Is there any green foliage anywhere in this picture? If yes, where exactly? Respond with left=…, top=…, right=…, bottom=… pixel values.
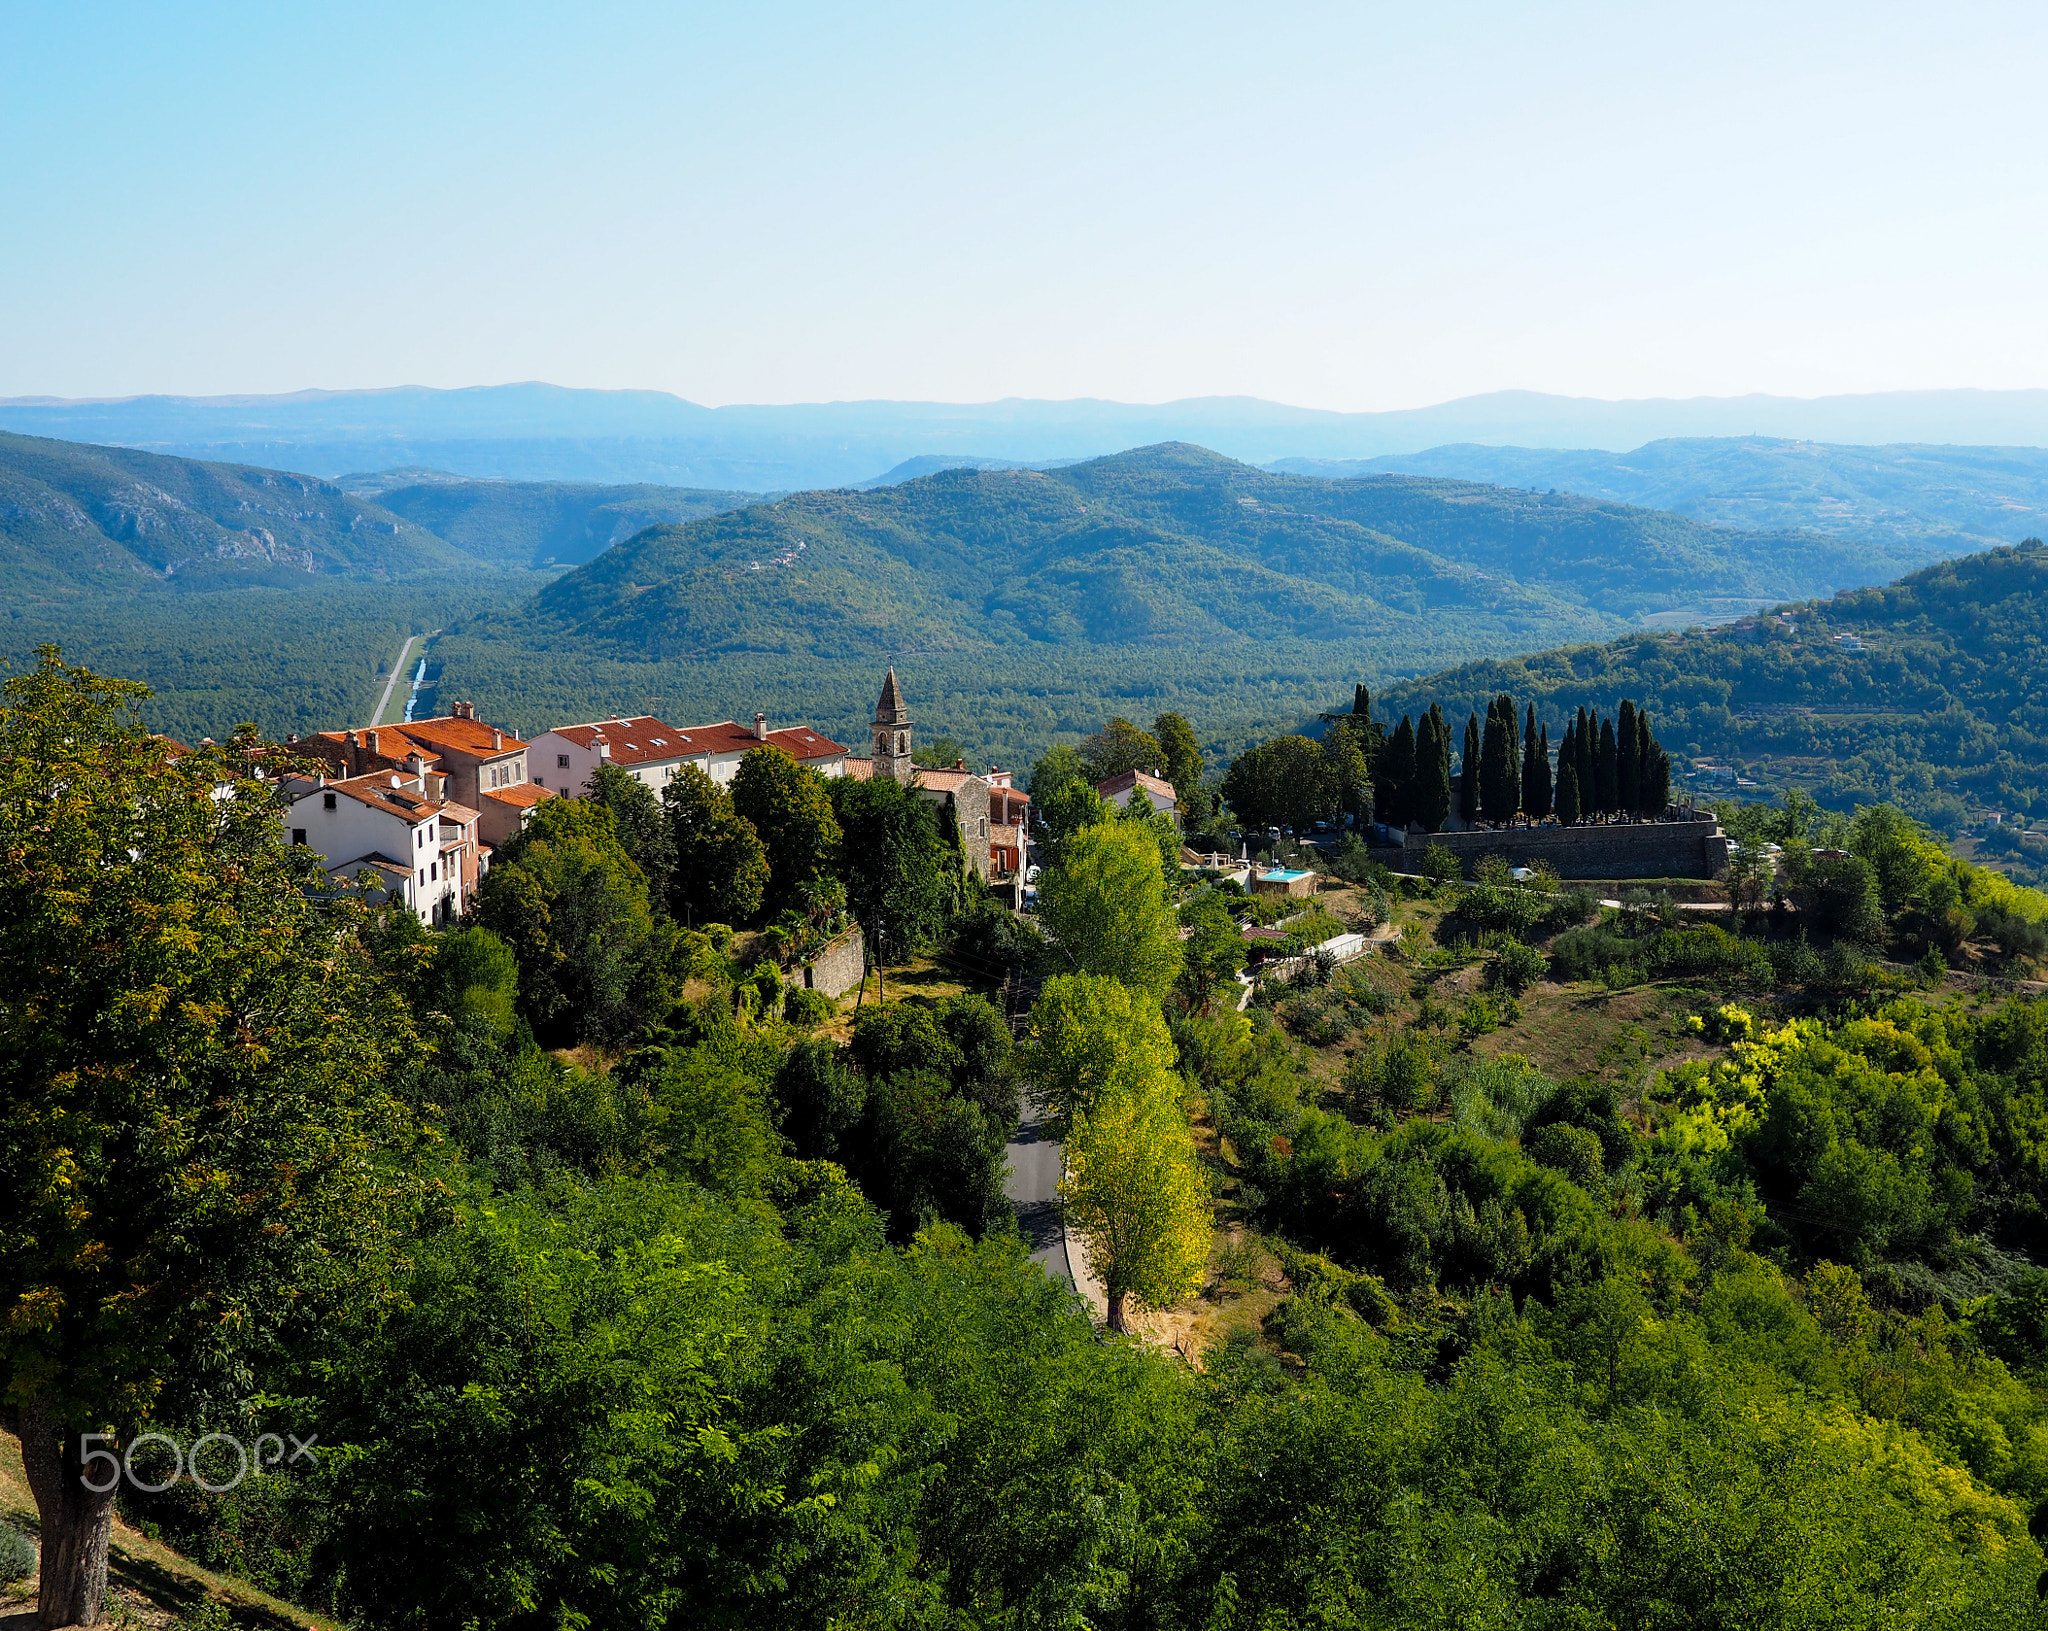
left=471, top=793, right=678, bottom=1046
left=1419, top=842, right=1462, bottom=886
left=730, top=745, right=842, bottom=917
left=829, top=773, right=947, bottom=969
left=589, top=759, right=675, bottom=909
left=1078, top=715, right=1163, bottom=783
left=783, top=985, right=835, bottom=1028
left=0, top=650, right=421, bottom=1441
left=1177, top=887, right=1249, bottom=1010
left=1037, top=822, right=1185, bottom=999
left=0, top=1524, right=35, bottom=1585
left=661, top=763, right=769, bottom=926
left=370, top=475, right=758, bottom=569
left=1219, top=732, right=1332, bottom=831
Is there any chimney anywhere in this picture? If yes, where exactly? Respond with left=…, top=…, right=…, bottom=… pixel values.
left=286, top=732, right=299, bottom=745
left=492, top=729, right=504, bottom=751
left=595, top=732, right=610, bottom=762
left=408, top=753, right=427, bottom=784
left=754, top=712, right=769, bottom=741
left=364, top=729, right=379, bottom=756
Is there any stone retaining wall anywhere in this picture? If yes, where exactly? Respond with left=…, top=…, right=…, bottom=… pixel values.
left=802, top=927, right=866, bottom=998
left=1372, top=818, right=1730, bottom=880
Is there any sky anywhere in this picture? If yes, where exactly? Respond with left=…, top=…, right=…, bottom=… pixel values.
left=4, top=0, right=2045, bottom=410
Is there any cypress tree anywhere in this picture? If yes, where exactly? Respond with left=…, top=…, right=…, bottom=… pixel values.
left=1478, top=700, right=1507, bottom=825
left=1458, top=712, right=1481, bottom=826
left=1353, top=683, right=1371, bottom=720
left=1617, top=699, right=1640, bottom=818
left=1500, top=694, right=1521, bottom=820
left=1596, top=715, right=1619, bottom=817
left=1555, top=744, right=1581, bottom=826
left=1644, top=745, right=1671, bottom=814
left=1380, top=714, right=1416, bottom=829
left=1415, top=706, right=1454, bottom=833
left=1575, top=705, right=1595, bottom=809
left=1528, top=723, right=1553, bottom=820
left=1521, top=705, right=1543, bottom=823
left=1636, top=709, right=1656, bottom=815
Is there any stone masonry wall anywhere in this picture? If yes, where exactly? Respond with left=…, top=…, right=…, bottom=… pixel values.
left=803, top=927, right=867, bottom=998
left=1375, top=818, right=1731, bottom=880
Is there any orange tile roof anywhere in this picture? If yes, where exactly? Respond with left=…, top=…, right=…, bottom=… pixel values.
left=912, top=766, right=981, bottom=794
left=843, top=757, right=876, bottom=781
left=548, top=717, right=845, bottom=766
left=396, top=716, right=526, bottom=758
left=483, top=782, right=555, bottom=810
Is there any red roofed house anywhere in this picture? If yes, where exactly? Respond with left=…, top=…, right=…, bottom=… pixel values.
left=1096, top=768, right=1179, bottom=826
left=299, top=701, right=549, bottom=852
left=283, top=764, right=482, bottom=927
left=530, top=712, right=851, bottom=798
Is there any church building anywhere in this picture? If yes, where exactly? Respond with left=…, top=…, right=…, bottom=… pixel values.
left=844, top=668, right=1022, bottom=883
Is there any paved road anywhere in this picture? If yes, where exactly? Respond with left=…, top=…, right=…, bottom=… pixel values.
left=369, top=634, right=415, bottom=726
left=1003, top=1091, right=1072, bottom=1284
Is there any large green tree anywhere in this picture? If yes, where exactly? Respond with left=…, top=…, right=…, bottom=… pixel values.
left=1377, top=715, right=1416, bottom=830
left=829, top=774, right=948, bottom=1001
left=661, top=764, right=769, bottom=926
left=472, top=795, right=678, bottom=1046
left=589, top=760, right=676, bottom=910
left=1079, top=717, right=1163, bottom=784
left=1037, top=823, right=1185, bottom=1000
left=1459, top=712, right=1482, bottom=826
left=731, top=745, right=843, bottom=916
left=0, top=652, right=417, bottom=1628
left=1220, top=734, right=1333, bottom=833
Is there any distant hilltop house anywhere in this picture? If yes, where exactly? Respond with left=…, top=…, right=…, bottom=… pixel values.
left=282, top=763, right=482, bottom=928
left=842, top=668, right=1029, bottom=884
left=529, top=712, right=850, bottom=797
left=293, top=701, right=551, bottom=851
left=1096, top=767, right=1179, bottom=826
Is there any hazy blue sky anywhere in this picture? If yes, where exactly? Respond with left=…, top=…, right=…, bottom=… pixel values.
left=4, top=1, right=2044, bottom=408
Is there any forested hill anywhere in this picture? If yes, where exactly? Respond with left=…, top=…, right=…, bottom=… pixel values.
left=0, top=431, right=469, bottom=597
left=350, top=475, right=767, bottom=570
left=1275, top=437, right=2048, bottom=554
left=514, top=442, right=1910, bottom=657
left=1373, top=539, right=2048, bottom=827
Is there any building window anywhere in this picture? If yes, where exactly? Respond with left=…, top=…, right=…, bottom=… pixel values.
left=535, top=776, right=544, bottom=787
left=979, top=817, right=988, bottom=837
left=323, top=792, right=336, bottom=810
left=558, top=754, right=571, bottom=769
left=431, top=862, right=438, bottom=882
left=292, top=828, right=307, bottom=845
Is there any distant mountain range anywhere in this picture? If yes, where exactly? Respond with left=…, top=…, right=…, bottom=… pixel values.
left=1274, top=439, right=2048, bottom=551
left=0, top=431, right=466, bottom=597
left=508, top=441, right=1939, bottom=661
left=9, top=381, right=2048, bottom=491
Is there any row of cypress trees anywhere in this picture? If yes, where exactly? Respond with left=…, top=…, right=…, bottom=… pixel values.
left=1371, top=694, right=1672, bottom=832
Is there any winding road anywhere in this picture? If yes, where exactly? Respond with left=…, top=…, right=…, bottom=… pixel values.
left=1003, top=1091, right=1071, bottom=1283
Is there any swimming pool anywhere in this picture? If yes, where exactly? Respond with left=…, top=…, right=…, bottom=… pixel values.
left=1259, top=869, right=1313, bottom=882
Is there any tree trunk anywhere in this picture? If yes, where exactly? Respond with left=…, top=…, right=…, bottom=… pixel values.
left=17, top=1396, right=116, bottom=1628
left=1106, top=1288, right=1128, bottom=1334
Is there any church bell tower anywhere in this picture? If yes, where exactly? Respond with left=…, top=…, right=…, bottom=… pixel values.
left=872, top=667, right=914, bottom=784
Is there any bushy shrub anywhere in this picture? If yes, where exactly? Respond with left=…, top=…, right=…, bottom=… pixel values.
left=1544, top=887, right=1601, bottom=930
left=1980, top=905, right=2048, bottom=961
left=0, top=1523, right=34, bottom=1585
left=1527, top=1122, right=1606, bottom=1192
left=1769, top=935, right=1823, bottom=986
left=1344, top=1035, right=1439, bottom=1115
left=1550, top=924, right=1641, bottom=983
left=1488, top=939, right=1547, bottom=994
left=1420, top=843, right=1463, bottom=886
left=783, top=986, right=836, bottom=1028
